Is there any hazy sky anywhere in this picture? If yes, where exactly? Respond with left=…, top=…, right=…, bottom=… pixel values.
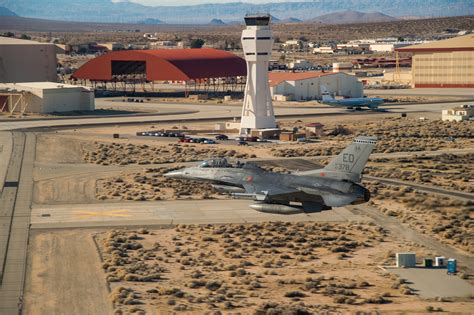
left=114, top=0, right=304, bottom=6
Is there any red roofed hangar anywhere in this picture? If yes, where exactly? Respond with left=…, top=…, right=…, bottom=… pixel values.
left=72, top=48, right=247, bottom=82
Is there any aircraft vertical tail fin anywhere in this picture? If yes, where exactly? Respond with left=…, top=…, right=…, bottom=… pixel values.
left=321, top=85, right=334, bottom=102
left=324, top=136, right=377, bottom=182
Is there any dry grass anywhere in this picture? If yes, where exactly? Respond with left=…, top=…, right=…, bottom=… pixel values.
left=97, top=222, right=407, bottom=313
left=96, top=167, right=227, bottom=201
left=272, top=119, right=473, bottom=158
left=366, top=153, right=474, bottom=193
left=365, top=181, right=474, bottom=254
left=84, top=142, right=249, bottom=166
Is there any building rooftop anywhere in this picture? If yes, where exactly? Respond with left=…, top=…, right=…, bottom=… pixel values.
left=0, top=37, right=54, bottom=45
left=0, top=82, right=91, bottom=90
left=72, top=48, right=246, bottom=81
left=396, top=34, right=474, bottom=52
left=268, top=71, right=335, bottom=86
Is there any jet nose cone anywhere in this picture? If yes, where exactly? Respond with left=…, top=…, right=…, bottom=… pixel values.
left=164, top=170, right=184, bottom=178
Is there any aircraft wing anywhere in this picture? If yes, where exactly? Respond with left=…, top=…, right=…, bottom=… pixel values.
left=242, top=182, right=298, bottom=200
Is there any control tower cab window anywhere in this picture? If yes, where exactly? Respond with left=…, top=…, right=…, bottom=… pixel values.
left=244, top=16, right=270, bottom=26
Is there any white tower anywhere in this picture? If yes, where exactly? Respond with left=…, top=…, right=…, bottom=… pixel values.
left=240, top=14, right=276, bottom=135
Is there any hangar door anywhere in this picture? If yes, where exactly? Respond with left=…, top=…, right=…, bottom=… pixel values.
left=111, top=60, right=146, bottom=77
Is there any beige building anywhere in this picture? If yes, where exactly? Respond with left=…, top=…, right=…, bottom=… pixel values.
left=0, top=37, right=60, bottom=83
left=397, top=35, right=474, bottom=88
left=0, top=82, right=94, bottom=114
left=442, top=105, right=474, bottom=121
left=269, top=72, right=363, bottom=101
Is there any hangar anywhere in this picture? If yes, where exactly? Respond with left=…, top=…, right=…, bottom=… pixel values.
left=0, top=37, right=62, bottom=83
left=0, top=82, right=94, bottom=114
left=396, top=34, right=474, bottom=88
left=72, top=48, right=247, bottom=93
left=269, top=72, right=363, bottom=101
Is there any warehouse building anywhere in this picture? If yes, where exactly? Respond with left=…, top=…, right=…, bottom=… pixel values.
left=269, top=72, right=363, bottom=101
left=396, top=34, right=474, bottom=88
left=0, top=37, right=61, bottom=83
left=0, top=82, right=94, bottom=114
left=72, top=48, right=246, bottom=93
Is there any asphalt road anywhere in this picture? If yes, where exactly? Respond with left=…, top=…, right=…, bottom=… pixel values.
left=0, top=133, right=36, bottom=315
left=30, top=200, right=370, bottom=229
left=1, top=99, right=471, bottom=131
left=387, top=268, right=473, bottom=299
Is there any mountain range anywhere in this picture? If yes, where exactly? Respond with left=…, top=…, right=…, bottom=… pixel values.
left=0, top=6, right=16, bottom=16
left=311, top=11, right=399, bottom=24
left=0, top=0, right=472, bottom=24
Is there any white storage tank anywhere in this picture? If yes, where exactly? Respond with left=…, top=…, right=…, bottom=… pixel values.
left=396, top=252, right=416, bottom=268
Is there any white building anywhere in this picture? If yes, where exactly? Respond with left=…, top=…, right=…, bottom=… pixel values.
left=269, top=72, right=363, bottom=101
left=240, top=14, right=276, bottom=134
left=0, top=37, right=60, bottom=83
left=369, top=42, right=412, bottom=52
left=442, top=105, right=474, bottom=121
left=0, top=82, right=94, bottom=114
left=282, top=39, right=302, bottom=50
left=313, top=46, right=335, bottom=54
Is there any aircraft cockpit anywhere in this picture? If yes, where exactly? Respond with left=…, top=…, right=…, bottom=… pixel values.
left=198, top=158, right=244, bottom=168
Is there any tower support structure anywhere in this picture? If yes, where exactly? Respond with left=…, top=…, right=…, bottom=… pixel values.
left=240, top=14, right=276, bottom=135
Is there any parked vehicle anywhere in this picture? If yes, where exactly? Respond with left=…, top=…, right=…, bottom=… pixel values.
left=178, top=137, right=192, bottom=143
left=215, top=134, right=228, bottom=140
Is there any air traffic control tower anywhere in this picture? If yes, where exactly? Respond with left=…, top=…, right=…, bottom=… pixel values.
left=240, top=14, right=277, bottom=135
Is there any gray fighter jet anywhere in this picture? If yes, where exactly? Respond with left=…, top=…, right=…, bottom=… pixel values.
left=165, top=136, right=377, bottom=214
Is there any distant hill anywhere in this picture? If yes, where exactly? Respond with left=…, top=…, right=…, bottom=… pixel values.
left=139, top=18, right=164, bottom=25
left=208, top=19, right=226, bottom=26
left=311, top=10, right=399, bottom=24
left=0, top=6, right=16, bottom=16
left=282, top=17, right=303, bottom=24
left=270, top=15, right=281, bottom=23
left=0, top=0, right=472, bottom=24
left=1, top=14, right=472, bottom=43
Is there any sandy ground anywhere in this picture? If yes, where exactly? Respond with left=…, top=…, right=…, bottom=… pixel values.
left=94, top=225, right=473, bottom=314
left=24, top=230, right=112, bottom=315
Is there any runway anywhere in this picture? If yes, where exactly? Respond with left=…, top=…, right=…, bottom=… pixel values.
left=30, top=200, right=370, bottom=229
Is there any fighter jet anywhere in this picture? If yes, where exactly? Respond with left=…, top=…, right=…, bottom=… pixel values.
left=165, top=136, right=377, bottom=214
left=320, top=89, right=384, bottom=110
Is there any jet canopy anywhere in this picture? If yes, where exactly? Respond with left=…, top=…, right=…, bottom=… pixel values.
left=199, top=158, right=230, bottom=168
left=198, top=158, right=246, bottom=168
